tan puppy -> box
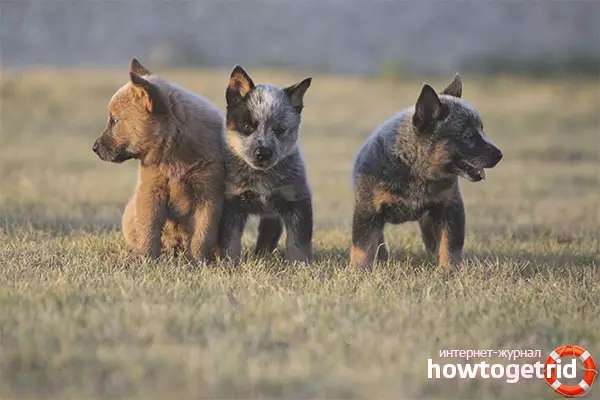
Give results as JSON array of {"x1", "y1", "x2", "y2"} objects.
[{"x1": 93, "y1": 58, "x2": 226, "y2": 262}]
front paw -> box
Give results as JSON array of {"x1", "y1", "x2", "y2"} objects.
[
  {"x1": 129, "y1": 245, "x2": 161, "y2": 261},
  {"x1": 437, "y1": 249, "x2": 464, "y2": 272},
  {"x1": 350, "y1": 245, "x2": 374, "y2": 270},
  {"x1": 219, "y1": 250, "x2": 243, "y2": 267},
  {"x1": 286, "y1": 246, "x2": 313, "y2": 265}
]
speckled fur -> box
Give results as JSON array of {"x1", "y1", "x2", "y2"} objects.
[
  {"x1": 219, "y1": 65, "x2": 313, "y2": 264},
  {"x1": 351, "y1": 74, "x2": 503, "y2": 269}
]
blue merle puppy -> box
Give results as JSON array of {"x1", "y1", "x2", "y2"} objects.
[{"x1": 219, "y1": 65, "x2": 313, "y2": 264}]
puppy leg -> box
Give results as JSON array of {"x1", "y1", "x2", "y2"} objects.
[
  {"x1": 218, "y1": 196, "x2": 248, "y2": 264},
  {"x1": 122, "y1": 197, "x2": 138, "y2": 248},
  {"x1": 254, "y1": 216, "x2": 283, "y2": 256},
  {"x1": 376, "y1": 230, "x2": 389, "y2": 262},
  {"x1": 279, "y1": 197, "x2": 313, "y2": 263},
  {"x1": 162, "y1": 221, "x2": 186, "y2": 256},
  {"x1": 134, "y1": 183, "x2": 168, "y2": 260},
  {"x1": 432, "y1": 199, "x2": 466, "y2": 269},
  {"x1": 419, "y1": 211, "x2": 441, "y2": 254},
  {"x1": 350, "y1": 203, "x2": 385, "y2": 268},
  {"x1": 186, "y1": 195, "x2": 224, "y2": 263}
]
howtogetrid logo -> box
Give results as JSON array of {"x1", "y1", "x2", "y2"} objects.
[
  {"x1": 544, "y1": 345, "x2": 597, "y2": 398},
  {"x1": 430, "y1": 344, "x2": 597, "y2": 398}
]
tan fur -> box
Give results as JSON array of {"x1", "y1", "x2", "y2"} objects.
[
  {"x1": 350, "y1": 246, "x2": 369, "y2": 267},
  {"x1": 122, "y1": 198, "x2": 138, "y2": 248},
  {"x1": 225, "y1": 181, "x2": 243, "y2": 197},
  {"x1": 228, "y1": 71, "x2": 253, "y2": 98},
  {"x1": 161, "y1": 220, "x2": 187, "y2": 255},
  {"x1": 427, "y1": 141, "x2": 453, "y2": 179},
  {"x1": 350, "y1": 229, "x2": 387, "y2": 268},
  {"x1": 372, "y1": 187, "x2": 404, "y2": 213},
  {"x1": 95, "y1": 59, "x2": 226, "y2": 263},
  {"x1": 226, "y1": 126, "x2": 246, "y2": 160},
  {"x1": 185, "y1": 192, "x2": 222, "y2": 261},
  {"x1": 437, "y1": 224, "x2": 463, "y2": 269}
]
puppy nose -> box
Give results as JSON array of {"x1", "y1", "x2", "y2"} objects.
[
  {"x1": 255, "y1": 147, "x2": 272, "y2": 162},
  {"x1": 92, "y1": 141, "x2": 99, "y2": 154},
  {"x1": 494, "y1": 148, "x2": 503, "y2": 162}
]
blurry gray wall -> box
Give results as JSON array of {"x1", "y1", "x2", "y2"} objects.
[{"x1": 1, "y1": 0, "x2": 599, "y2": 75}]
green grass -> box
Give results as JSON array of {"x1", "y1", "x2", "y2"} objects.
[{"x1": 0, "y1": 68, "x2": 598, "y2": 399}]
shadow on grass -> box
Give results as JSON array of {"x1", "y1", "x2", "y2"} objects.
[
  {"x1": 239, "y1": 240, "x2": 597, "y2": 272},
  {"x1": 306, "y1": 247, "x2": 597, "y2": 278},
  {"x1": 2, "y1": 210, "x2": 596, "y2": 277},
  {"x1": 0, "y1": 213, "x2": 120, "y2": 236},
  {"x1": 469, "y1": 249, "x2": 598, "y2": 267}
]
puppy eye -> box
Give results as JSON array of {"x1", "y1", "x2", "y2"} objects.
[
  {"x1": 240, "y1": 122, "x2": 254, "y2": 136},
  {"x1": 109, "y1": 116, "x2": 119, "y2": 125},
  {"x1": 273, "y1": 126, "x2": 286, "y2": 136}
]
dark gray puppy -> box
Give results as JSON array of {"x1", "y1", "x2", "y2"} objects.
[
  {"x1": 219, "y1": 66, "x2": 313, "y2": 264},
  {"x1": 351, "y1": 74, "x2": 503, "y2": 269}
]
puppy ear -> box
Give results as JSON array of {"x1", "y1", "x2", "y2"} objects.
[
  {"x1": 441, "y1": 73, "x2": 462, "y2": 98},
  {"x1": 129, "y1": 58, "x2": 151, "y2": 76},
  {"x1": 413, "y1": 83, "x2": 446, "y2": 133},
  {"x1": 129, "y1": 72, "x2": 167, "y2": 114},
  {"x1": 284, "y1": 77, "x2": 312, "y2": 112},
  {"x1": 226, "y1": 65, "x2": 255, "y2": 105}
]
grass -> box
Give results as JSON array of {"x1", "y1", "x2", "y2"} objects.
[{"x1": 0, "y1": 68, "x2": 599, "y2": 399}]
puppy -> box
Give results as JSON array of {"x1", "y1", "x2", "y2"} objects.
[
  {"x1": 219, "y1": 65, "x2": 313, "y2": 264},
  {"x1": 93, "y1": 58, "x2": 226, "y2": 262},
  {"x1": 350, "y1": 74, "x2": 503, "y2": 269}
]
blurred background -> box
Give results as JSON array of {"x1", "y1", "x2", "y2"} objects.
[
  {"x1": 2, "y1": 0, "x2": 599, "y2": 76},
  {"x1": 1, "y1": 2, "x2": 599, "y2": 399},
  {"x1": 0, "y1": 0, "x2": 598, "y2": 234}
]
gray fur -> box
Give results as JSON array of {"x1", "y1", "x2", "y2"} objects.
[
  {"x1": 350, "y1": 74, "x2": 503, "y2": 269},
  {"x1": 220, "y1": 65, "x2": 313, "y2": 264},
  {"x1": 234, "y1": 85, "x2": 302, "y2": 170}
]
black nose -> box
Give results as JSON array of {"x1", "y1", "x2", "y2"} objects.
[
  {"x1": 494, "y1": 148, "x2": 503, "y2": 163},
  {"x1": 255, "y1": 147, "x2": 272, "y2": 162},
  {"x1": 92, "y1": 141, "x2": 99, "y2": 154}
]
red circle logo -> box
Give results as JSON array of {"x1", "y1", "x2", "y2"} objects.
[{"x1": 544, "y1": 345, "x2": 597, "y2": 397}]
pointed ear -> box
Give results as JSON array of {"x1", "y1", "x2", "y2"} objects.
[
  {"x1": 284, "y1": 77, "x2": 312, "y2": 111},
  {"x1": 129, "y1": 72, "x2": 167, "y2": 114},
  {"x1": 441, "y1": 73, "x2": 462, "y2": 98},
  {"x1": 413, "y1": 84, "x2": 446, "y2": 133},
  {"x1": 226, "y1": 65, "x2": 255, "y2": 105},
  {"x1": 129, "y1": 58, "x2": 151, "y2": 76}
]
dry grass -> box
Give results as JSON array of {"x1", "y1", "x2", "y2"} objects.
[{"x1": 0, "y1": 68, "x2": 598, "y2": 399}]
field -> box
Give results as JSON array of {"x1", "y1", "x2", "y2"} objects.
[{"x1": 0, "y1": 68, "x2": 598, "y2": 399}]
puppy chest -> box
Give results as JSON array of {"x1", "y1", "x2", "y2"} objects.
[
  {"x1": 227, "y1": 180, "x2": 288, "y2": 215},
  {"x1": 381, "y1": 203, "x2": 425, "y2": 224},
  {"x1": 234, "y1": 189, "x2": 297, "y2": 216},
  {"x1": 372, "y1": 180, "x2": 456, "y2": 224},
  {"x1": 372, "y1": 186, "x2": 434, "y2": 222},
  {"x1": 237, "y1": 190, "x2": 271, "y2": 214}
]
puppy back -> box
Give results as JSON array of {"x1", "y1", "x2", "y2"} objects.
[{"x1": 148, "y1": 76, "x2": 226, "y2": 155}]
